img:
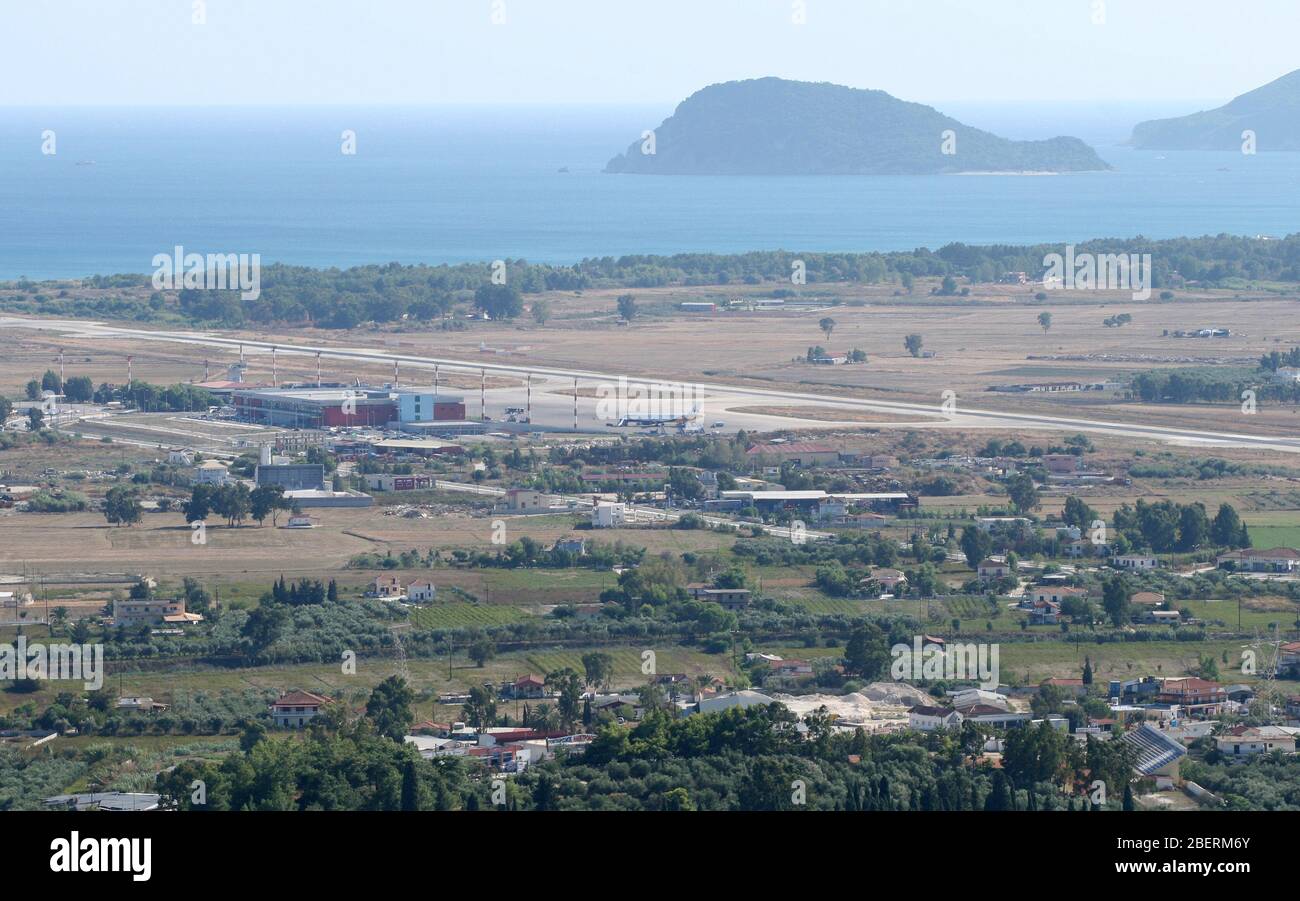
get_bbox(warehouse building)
[255,463,326,491]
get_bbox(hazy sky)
[5,0,1297,106]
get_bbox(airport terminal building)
[232,387,466,429]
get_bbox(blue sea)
[1,101,1298,280]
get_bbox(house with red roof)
[507,674,547,699]
[270,690,332,728]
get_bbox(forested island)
[604,78,1109,176]
[1131,69,1300,151]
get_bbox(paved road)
[7,316,1299,454]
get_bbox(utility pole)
[433,365,439,397]
[58,349,64,387]
[480,369,486,420]
[271,347,277,387]
[316,352,322,388]
[393,359,399,387]
[526,373,532,422]
[573,378,578,432]
[126,355,133,385]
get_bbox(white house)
[976,559,1011,580]
[498,488,556,513]
[1112,554,1158,571]
[407,580,436,603]
[592,502,627,528]
[270,690,331,728]
[193,460,230,485]
[908,705,962,731]
[1216,547,1300,573]
[1031,586,1089,605]
[1215,725,1297,757]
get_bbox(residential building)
[908,705,962,731]
[367,575,404,599]
[270,690,331,728]
[508,675,546,699]
[499,488,556,513]
[112,597,203,627]
[1031,586,1088,605]
[1216,725,1297,757]
[865,567,907,593]
[193,460,230,485]
[977,559,1011,580]
[1112,554,1158,571]
[591,502,627,528]
[1216,547,1300,573]
[1156,677,1226,716]
[407,580,436,603]
[685,585,753,610]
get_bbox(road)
[6,316,1300,454]
[431,479,831,541]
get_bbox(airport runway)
[6,316,1300,454]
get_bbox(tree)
[240,603,286,652]
[183,485,213,523]
[616,293,638,322]
[960,526,994,567]
[24,380,40,401]
[544,668,584,729]
[212,482,252,527]
[250,485,287,527]
[467,637,496,667]
[473,283,523,320]
[1082,657,1093,685]
[461,685,497,731]
[0,396,11,422]
[1176,502,1210,552]
[63,376,94,403]
[41,369,62,393]
[818,317,836,341]
[1062,496,1097,531]
[366,675,415,741]
[103,485,142,526]
[530,299,551,326]
[904,334,924,357]
[1037,311,1052,334]
[26,407,44,431]
[1005,472,1039,514]
[581,651,615,690]
[1212,503,1248,549]
[1102,575,1132,627]
[843,622,889,679]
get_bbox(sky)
[3,0,1297,107]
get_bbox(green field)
[1247,525,1300,550]
[409,603,532,629]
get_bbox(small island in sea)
[605,77,1110,176]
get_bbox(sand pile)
[774,682,937,727]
